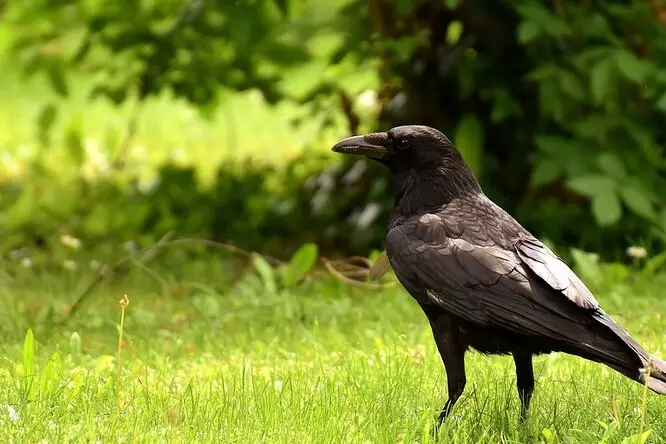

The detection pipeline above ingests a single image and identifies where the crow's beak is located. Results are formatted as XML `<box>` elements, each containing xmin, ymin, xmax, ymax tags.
<box><xmin>331</xmin><ymin>133</ymin><xmax>389</xmax><ymax>159</ymax></box>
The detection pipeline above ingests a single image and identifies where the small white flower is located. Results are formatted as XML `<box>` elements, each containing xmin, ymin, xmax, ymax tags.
<box><xmin>124</xmin><ymin>241</ymin><xmax>138</xmax><ymax>254</ymax></box>
<box><xmin>248</xmin><ymin>88</ymin><xmax>265</xmax><ymax>103</ymax></box>
<box><xmin>70</xmin><ymin>332</ymin><xmax>82</xmax><ymax>354</ymax></box>
<box><xmin>137</xmin><ymin>174</ymin><xmax>160</xmax><ymax>194</ymax></box>
<box><xmin>63</xmin><ymin>259</ymin><xmax>77</xmax><ymax>271</ymax></box>
<box><xmin>170</xmin><ymin>147</ymin><xmax>188</xmax><ymax>165</ymax></box>
<box><xmin>626</xmin><ymin>246</ymin><xmax>647</xmax><ymax>259</ymax></box>
<box><xmin>354</xmin><ymin>89</ymin><xmax>381</xmax><ymax>116</ymax></box>
<box><xmin>9</xmin><ymin>248</ymin><xmax>27</xmax><ymax>260</ymax></box>
<box><xmin>7</xmin><ymin>405</ymin><xmax>19</xmax><ymax>422</ymax></box>
<box><xmin>60</xmin><ymin>234</ymin><xmax>82</xmax><ymax>250</ymax></box>
<box><xmin>80</xmin><ymin>138</ymin><xmax>110</xmax><ymax>182</ymax></box>
<box><xmin>274</xmin><ymin>380</ymin><xmax>283</xmax><ymax>391</ymax></box>
<box><xmin>20</xmin><ymin>257</ymin><xmax>33</xmax><ymax>268</ymax></box>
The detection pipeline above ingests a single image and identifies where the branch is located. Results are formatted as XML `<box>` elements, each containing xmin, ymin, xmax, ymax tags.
<box><xmin>61</xmin><ymin>235</ymin><xmax>394</xmax><ymax>323</ymax></box>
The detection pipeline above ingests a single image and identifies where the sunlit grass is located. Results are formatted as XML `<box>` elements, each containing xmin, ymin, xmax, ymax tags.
<box><xmin>1</xmin><ymin>258</ymin><xmax>665</xmax><ymax>442</ymax></box>
<box><xmin>0</xmin><ymin>54</ymin><xmax>373</xmax><ymax>186</ymax></box>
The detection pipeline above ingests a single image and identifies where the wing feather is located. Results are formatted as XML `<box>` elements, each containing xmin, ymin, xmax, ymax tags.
<box><xmin>516</xmin><ymin>238</ymin><xmax>599</xmax><ymax>310</ymax></box>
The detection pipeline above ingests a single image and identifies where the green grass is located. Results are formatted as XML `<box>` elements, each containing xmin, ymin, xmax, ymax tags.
<box><xmin>1</xmin><ymin>256</ymin><xmax>665</xmax><ymax>443</ymax></box>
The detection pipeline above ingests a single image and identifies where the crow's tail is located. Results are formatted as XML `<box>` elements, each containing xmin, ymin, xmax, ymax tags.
<box><xmin>591</xmin><ymin>310</ymin><xmax>666</xmax><ymax>395</ymax></box>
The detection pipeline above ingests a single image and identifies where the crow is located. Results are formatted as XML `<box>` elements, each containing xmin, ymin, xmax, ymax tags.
<box><xmin>332</xmin><ymin>124</ymin><xmax>666</xmax><ymax>423</ymax></box>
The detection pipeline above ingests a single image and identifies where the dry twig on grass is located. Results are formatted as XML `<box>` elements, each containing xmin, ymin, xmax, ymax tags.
<box><xmin>62</xmin><ymin>234</ymin><xmax>395</xmax><ymax>323</ymax></box>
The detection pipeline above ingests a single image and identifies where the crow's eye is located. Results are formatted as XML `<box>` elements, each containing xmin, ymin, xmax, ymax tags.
<box><xmin>396</xmin><ymin>137</ymin><xmax>410</xmax><ymax>150</ymax></box>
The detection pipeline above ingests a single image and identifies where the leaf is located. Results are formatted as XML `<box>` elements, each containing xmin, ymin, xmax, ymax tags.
<box><xmin>281</xmin><ymin>243</ymin><xmax>318</xmax><ymax>287</ymax></box>
<box><xmin>490</xmin><ymin>89</ymin><xmax>520</xmax><ymax>123</ymax></box>
<box><xmin>596</xmin><ymin>153</ymin><xmax>625</xmax><ymax>178</ymax></box>
<box><xmin>46</xmin><ymin>64</ymin><xmax>68</xmax><ymax>96</ymax></box>
<box><xmin>65</xmin><ymin>128</ymin><xmax>84</xmax><ymax>165</ymax></box>
<box><xmin>559</xmin><ymin>71</ymin><xmax>586</xmax><ymax>101</ymax></box>
<box><xmin>37</xmin><ymin>103</ymin><xmax>57</xmax><ymax>146</ymax></box>
<box><xmin>251</xmin><ymin>254</ymin><xmax>277</xmax><ymax>293</ymax></box>
<box><xmin>446</xmin><ymin>21</ymin><xmax>463</xmax><ymax>46</ymax></box>
<box><xmin>621</xmin><ymin>430</ymin><xmax>652</xmax><ymax>444</ymax></box>
<box><xmin>541</xmin><ymin>427</ymin><xmax>555</xmax><ymax>444</ymax></box>
<box><xmin>592</xmin><ymin>189</ymin><xmax>622</xmax><ymax>226</ymax></box>
<box><xmin>515</xmin><ymin>3</ymin><xmax>570</xmax><ymax>37</ymax></box>
<box><xmin>395</xmin><ymin>0</ymin><xmax>418</xmax><ymax>16</ymax></box>
<box><xmin>590</xmin><ymin>59</ymin><xmax>615</xmax><ymax>104</ymax></box>
<box><xmin>615</xmin><ymin>50</ymin><xmax>650</xmax><ymax>83</ymax></box>
<box><xmin>22</xmin><ymin>328</ymin><xmax>35</xmax><ymax>400</ymax></box>
<box><xmin>575</xmin><ymin>115</ymin><xmax>615</xmax><ymax>138</ymax></box>
<box><xmin>531</xmin><ymin>158</ymin><xmax>562</xmax><ymax>186</ymax></box>
<box><xmin>22</xmin><ymin>328</ymin><xmax>35</xmax><ymax>377</ymax></box>
<box><xmin>620</xmin><ymin>185</ymin><xmax>655</xmax><ymax>220</ymax></box>
<box><xmin>566</xmin><ymin>175</ymin><xmax>616</xmax><ymax>198</ymax></box>
<box><xmin>39</xmin><ymin>352</ymin><xmax>61</xmax><ymax>398</ymax></box>
<box><xmin>453</xmin><ymin>113</ymin><xmax>484</xmax><ymax>176</ymax></box>
<box><xmin>534</xmin><ymin>134</ymin><xmax>572</xmax><ymax>154</ymax></box>
<box><xmin>656</xmin><ymin>92</ymin><xmax>666</xmax><ymax>112</ymax></box>
<box><xmin>274</xmin><ymin>0</ymin><xmax>288</xmax><ymax>16</ymax></box>
<box><xmin>517</xmin><ymin>21</ymin><xmax>540</xmax><ymax>44</ymax></box>
<box><xmin>369</xmin><ymin>250</ymin><xmax>391</xmax><ymax>281</ymax></box>
<box><xmin>527</xmin><ymin>64</ymin><xmax>559</xmax><ymax>82</ymax></box>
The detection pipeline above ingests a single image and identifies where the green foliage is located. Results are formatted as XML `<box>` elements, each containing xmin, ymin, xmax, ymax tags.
<box><xmin>280</xmin><ymin>242</ymin><xmax>319</xmax><ymax>287</ymax></box>
<box><xmin>251</xmin><ymin>253</ymin><xmax>278</xmax><ymax>293</ymax></box>
<box><xmin>4</xmin><ymin>0</ymin><xmax>308</xmax><ymax>105</ymax></box>
<box><xmin>2</xmin><ymin>0</ymin><xmax>666</xmax><ymax>258</ymax></box>
<box><xmin>251</xmin><ymin>243</ymin><xmax>319</xmax><ymax>291</ymax></box>
<box><xmin>518</xmin><ymin>2</ymin><xmax>666</xmax><ymax>235</ymax></box>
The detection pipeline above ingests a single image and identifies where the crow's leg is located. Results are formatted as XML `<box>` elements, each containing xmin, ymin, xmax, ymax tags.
<box><xmin>429</xmin><ymin>316</ymin><xmax>466</xmax><ymax>425</ymax></box>
<box><xmin>512</xmin><ymin>352</ymin><xmax>535</xmax><ymax>421</ymax></box>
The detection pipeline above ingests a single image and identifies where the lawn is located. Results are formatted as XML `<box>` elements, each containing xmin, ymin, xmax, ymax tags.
<box><xmin>1</xmin><ymin>254</ymin><xmax>665</xmax><ymax>443</ymax></box>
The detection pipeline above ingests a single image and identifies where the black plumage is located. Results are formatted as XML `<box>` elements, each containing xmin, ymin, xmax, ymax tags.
<box><xmin>332</xmin><ymin>124</ymin><xmax>666</xmax><ymax>422</ymax></box>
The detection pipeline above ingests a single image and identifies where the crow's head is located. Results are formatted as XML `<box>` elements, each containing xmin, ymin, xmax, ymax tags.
<box><xmin>331</xmin><ymin>125</ymin><xmax>465</xmax><ymax>174</ymax></box>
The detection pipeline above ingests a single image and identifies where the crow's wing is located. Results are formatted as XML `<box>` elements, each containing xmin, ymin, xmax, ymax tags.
<box><xmin>386</xmin><ymin>213</ymin><xmax>603</xmax><ymax>342</ymax></box>
<box><xmin>515</xmin><ymin>237</ymin><xmax>599</xmax><ymax>310</ymax></box>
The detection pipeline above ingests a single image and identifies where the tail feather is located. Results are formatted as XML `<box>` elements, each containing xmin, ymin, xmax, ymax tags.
<box><xmin>592</xmin><ymin>309</ymin><xmax>666</xmax><ymax>395</ymax></box>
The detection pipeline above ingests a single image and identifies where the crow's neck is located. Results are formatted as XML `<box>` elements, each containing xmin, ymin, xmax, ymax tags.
<box><xmin>390</xmin><ymin>165</ymin><xmax>482</xmax><ymax>221</ymax></box>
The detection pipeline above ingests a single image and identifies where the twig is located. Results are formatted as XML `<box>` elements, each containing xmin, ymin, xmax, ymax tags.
<box><xmin>321</xmin><ymin>257</ymin><xmax>395</xmax><ymax>290</ymax></box>
<box><xmin>327</xmin><ymin>255</ymin><xmax>374</xmax><ymax>269</ymax></box>
<box><xmin>62</xmin><ymin>231</ymin><xmax>175</xmax><ymax>322</ymax></box>
<box><xmin>62</xmin><ymin>235</ymin><xmax>394</xmax><ymax>323</ymax></box>
<box><xmin>166</xmin><ymin>238</ymin><xmax>283</xmax><ymax>266</ymax></box>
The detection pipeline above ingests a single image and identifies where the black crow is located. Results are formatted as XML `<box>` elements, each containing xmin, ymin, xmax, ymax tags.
<box><xmin>332</xmin><ymin>124</ymin><xmax>666</xmax><ymax>422</ymax></box>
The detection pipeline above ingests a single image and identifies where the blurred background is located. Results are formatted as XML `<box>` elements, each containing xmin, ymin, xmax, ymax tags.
<box><xmin>2</xmin><ymin>0</ymin><xmax>666</xmax><ymax>264</ymax></box>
